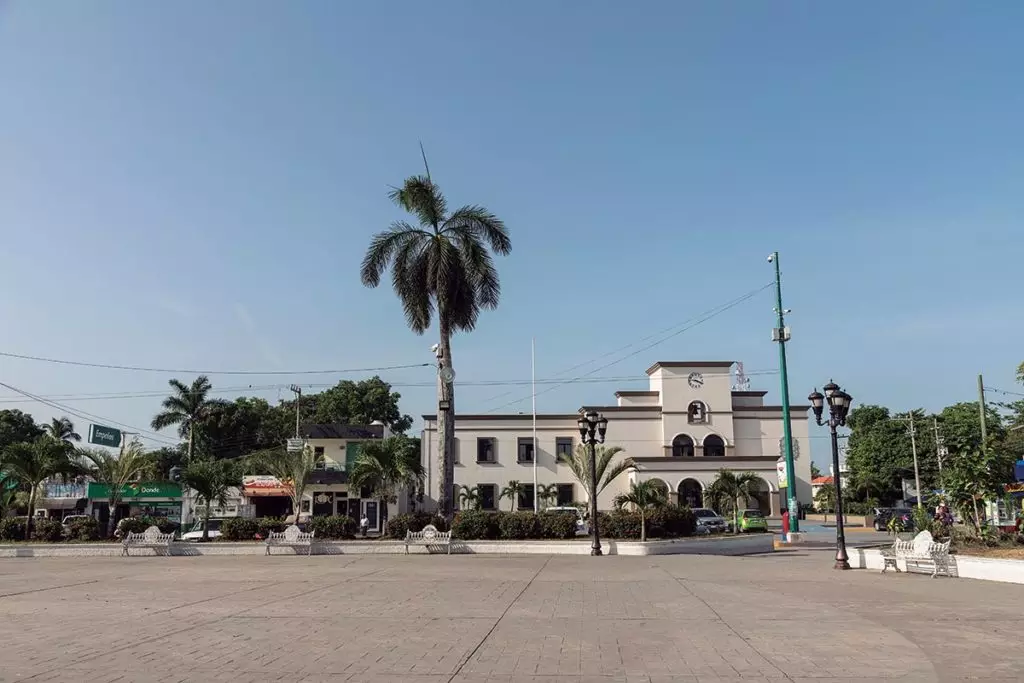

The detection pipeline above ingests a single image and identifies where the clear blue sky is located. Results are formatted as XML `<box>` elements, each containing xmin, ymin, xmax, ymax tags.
<box><xmin>1</xmin><ymin>2</ymin><xmax>1021</xmax><ymax>469</ymax></box>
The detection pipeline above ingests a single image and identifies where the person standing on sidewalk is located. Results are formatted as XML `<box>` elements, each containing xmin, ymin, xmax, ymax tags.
<box><xmin>360</xmin><ymin>514</ymin><xmax>369</xmax><ymax>537</ymax></box>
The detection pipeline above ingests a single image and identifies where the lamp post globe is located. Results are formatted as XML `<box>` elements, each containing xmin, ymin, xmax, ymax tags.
<box><xmin>811</xmin><ymin>380</ymin><xmax>853</xmax><ymax>570</ymax></box>
<box><xmin>578</xmin><ymin>411</ymin><xmax>607</xmax><ymax>556</ymax></box>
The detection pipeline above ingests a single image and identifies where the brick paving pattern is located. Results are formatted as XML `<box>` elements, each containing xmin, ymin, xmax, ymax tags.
<box><xmin>0</xmin><ymin>549</ymin><xmax>1021</xmax><ymax>681</ymax></box>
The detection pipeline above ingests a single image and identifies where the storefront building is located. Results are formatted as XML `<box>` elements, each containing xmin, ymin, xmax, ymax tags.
<box><xmin>39</xmin><ymin>480</ymin><xmax>89</xmax><ymax>519</ymax></box>
<box><xmin>87</xmin><ymin>482</ymin><xmax>183</xmax><ymax>528</ymax></box>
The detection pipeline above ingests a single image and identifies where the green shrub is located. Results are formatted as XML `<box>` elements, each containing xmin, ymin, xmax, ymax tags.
<box><xmin>499</xmin><ymin>511</ymin><xmax>539</xmax><ymax>540</ymax></box>
<box><xmin>308</xmin><ymin>515</ymin><xmax>357</xmax><ymax>540</ymax></box>
<box><xmin>385</xmin><ymin>512</ymin><xmax>448</xmax><ymax>539</ymax></box>
<box><xmin>257</xmin><ymin>517</ymin><xmax>286</xmax><ymax>536</ymax></box>
<box><xmin>451</xmin><ymin>510</ymin><xmax>500</xmax><ymax>539</ymax></box>
<box><xmin>647</xmin><ymin>506</ymin><xmax>696</xmax><ymax>538</ymax></box>
<box><xmin>115</xmin><ymin>517</ymin><xmax>150</xmax><ymax>537</ymax></box>
<box><xmin>221</xmin><ymin>517</ymin><xmax>259</xmax><ymax>541</ymax></box>
<box><xmin>0</xmin><ymin>517</ymin><xmax>26</xmax><ymax>540</ymax></box>
<box><xmin>537</xmin><ymin>511</ymin><xmax>578</xmax><ymax>539</ymax></box>
<box><xmin>603</xmin><ymin>511</ymin><xmax>642</xmax><ymax>539</ymax></box>
<box><xmin>65</xmin><ymin>516</ymin><xmax>100</xmax><ymax>542</ymax></box>
<box><xmin>31</xmin><ymin>518</ymin><xmax>64</xmax><ymax>542</ymax></box>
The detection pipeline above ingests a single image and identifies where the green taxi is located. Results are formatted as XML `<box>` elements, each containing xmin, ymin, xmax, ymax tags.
<box><xmin>739</xmin><ymin>509</ymin><xmax>768</xmax><ymax>533</ymax></box>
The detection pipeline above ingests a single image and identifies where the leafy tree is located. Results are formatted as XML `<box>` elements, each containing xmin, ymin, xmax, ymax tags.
<box><xmin>182</xmin><ymin>458</ymin><xmax>242</xmax><ymax>541</ymax></box>
<box><xmin>43</xmin><ymin>417</ymin><xmax>81</xmax><ymax>444</ymax></box>
<box><xmin>613</xmin><ymin>480</ymin><xmax>668</xmax><ymax>541</ymax></box>
<box><xmin>458</xmin><ymin>485</ymin><xmax>482</xmax><ymax>511</ymax></box>
<box><xmin>0</xmin><ymin>438</ymin><xmax>83</xmax><ymax>539</ymax></box>
<box><xmin>151</xmin><ymin>376</ymin><xmax>226</xmax><ymax>462</ymax></box>
<box><xmin>845</xmin><ymin>405</ymin><xmax>938</xmax><ymax>503</ymax></box>
<box><xmin>0</xmin><ymin>409</ymin><xmax>42</xmax><ymax>452</ymax></box>
<box><xmin>537</xmin><ymin>483</ymin><xmax>558</xmax><ymax>509</ymax></box>
<box><xmin>348</xmin><ymin>436</ymin><xmax>424</xmax><ymax>529</ymax></box>
<box><xmin>814</xmin><ymin>483</ymin><xmax>836</xmax><ymax>517</ymax></box>
<box><xmin>360</xmin><ymin>173</ymin><xmax>511</xmax><ymax>517</ymax></box>
<box><xmin>249</xmin><ymin>445</ymin><xmax>318</xmax><ymax>523</ymax></box>
<box><xmin>500</xmin><ymin>480</ymin><xmax>525</xmax><ymax>511</ymax></box>
<box><xmin>78</xmin><ymin>442</ymin><xmax>152</xmax><ymax>538</ymax></box>
<box><xmin>848</xmin><ymin>470</ymin><xmax>886</xmax><ymax>503</ymax></box>
<box><xmin>558</xmin><ymin>444</ymin><xmax>636</xmax><ymax>504</ymax></box>
<box><xmin>309</xmin><ymin>377</ymin><xmax>413</xmax><ymax>434</ymax></box>
<box><xmin>145</xmin><ymin>445</ymin><xmax>186</xmax><ymax>480</ymax></box>
<box><xmin>706</xmin><ymin>470</ymin><xmax>763</xmax><ymax>534</ymax></box>
<box><xmin>199</xmin><ymin>397</ymin><xmax>285</xmax><ymax>459</ymax></box>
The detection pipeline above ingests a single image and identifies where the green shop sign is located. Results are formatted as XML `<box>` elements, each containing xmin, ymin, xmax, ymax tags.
<box><xmin>88</xmin><ymin>424</ymin><xmax>122</xmax><ymax>447</ymax></box>
<box><xmin>87</xmin><ymin>482</ymin><xmax>182</xmax><ymax>500</ymax></box>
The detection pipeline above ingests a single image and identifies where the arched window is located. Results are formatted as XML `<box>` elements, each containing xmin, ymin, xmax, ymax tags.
<box><xmin>703</xmin><ymin>434</ymin><xmax>726</xmax><ymax>457</ymax></box>
<box><xmin>678</xmin><ymin>479</ymin><xmax>703</xmax><ymax>508</ymax></box>
<box><xmin>688</xmin><ymin>401</ymin><xmax>708</xmax><ymax>424</ymax></box>
<box><xmin>672</xmin><ymin>434</ymin><xmax>694</xmax><ymax>457</ymax></box>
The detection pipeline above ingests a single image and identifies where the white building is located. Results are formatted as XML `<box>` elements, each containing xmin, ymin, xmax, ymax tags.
<box><xmin>421</xmin><ymin>361</ymin><xmax>812</xmax><ymax>516</ymax></box>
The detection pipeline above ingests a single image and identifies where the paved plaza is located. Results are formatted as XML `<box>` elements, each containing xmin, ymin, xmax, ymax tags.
<box><xmin>0</xmin><ymin>548</ymin><xmax>1022</xmax><ymax>682</ymax></box>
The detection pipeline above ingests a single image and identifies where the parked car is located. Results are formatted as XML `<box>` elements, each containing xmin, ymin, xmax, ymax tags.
<box><xmin>543</xmin><ymin>506</ymin><xmax>589</xmax><ymax>536</ymax></box>
<box><xmin>873</xmin><ymin>507</ymin><xmax>913</xmax><ymax>532</ymax></box>
<box><xmin>60</xmin><ymin>514</ymin><xmax>92</xmax><ymax>530</ymax></box>
<box><xmin>181</xmin><ymin>519</ymin><xmax>224</xmax><ymax>542</ymax></box>
<box><xmin>692</xmin><ymin>508</ymin><xmax>728</xmax><ymax>534</ymax></box>
<box><xmin>738</xmin><ymin>509</ymin><xmax>768</xmax><ymax>533</ymax></box>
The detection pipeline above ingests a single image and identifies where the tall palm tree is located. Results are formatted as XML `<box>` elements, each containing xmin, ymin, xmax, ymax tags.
<box><xmin>706</xmin><ymin>469</ymin><xmax>763</xmax><ymax>534</ymax></box>
<box><xmin>500</xmin><ymin>480</ymin><xmax>525</xmax><ymax>511</ymax></box>
<box><xmin>43</xmin><ymin>417</ymin><xmax>81</xmax><ymax>445</ymax></box>
<box><xmin>250</xmin><ymin>445</ymin><xmax>319</xmax><ymax>524</ymax></box>
<box><xmin>458</xmin><ymin>485</ymin><xmax>482</xmax><ymax>511</ymax></box>
<box><xmin>537</xmin><ymin>483</ymin><xmax>558</xmax><ymax>510</ymax></box>
<box><xmin>614</xmin><ymin>480</ymin><xmax>668</xmax><ymax>542</ymax></box>
<box><xmin>349</xmin><ymin>436</ymin><xmax>425</xmax><ymax>530</ymax></box>
<box><xmin>559</xmin><ymin>444</ymin><xmax>636</xmax><ymax>505</ymax></box>
<box><xmin>151</xmin><ymin>376</ymin><xmax>225</xmax><ymax>462</ymax></box>
<box><xmin>182</xmin><ymin>458</ymin><xmax>241</xmax><ymax>541</ymax></box>
<box><xmin>849</xmin><ymin>470</ymin><xmax>886</xmax><ymax>503</ymax></box>
<box><xmin>0</xmin><ymin>438</ymin><xmax>83</xmax><ymax>539</ymax></box>
<box><xmin>360</xmin><ymin>173</ymin><xmax>511</xmax><ymax>518</ymax></box>
<box><xmin>78</xmin><ymin>442</ymin><xmax>153</xmax><ymax>538</ymax></box>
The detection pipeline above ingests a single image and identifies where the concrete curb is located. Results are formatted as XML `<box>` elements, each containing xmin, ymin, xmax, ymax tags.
<box><xmin>0</xmin><ymin>534</ymin><xmax>773</xmax><ymax>558</ymax></box>
<box><xmin>849</xmin><ymin>546</ymin><xmax>1024</xmax><ymax>584</ymax></box>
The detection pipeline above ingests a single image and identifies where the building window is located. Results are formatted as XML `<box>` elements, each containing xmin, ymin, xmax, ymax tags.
<box><xmin>671</xmin><ymin>434</ymin><xmax>695</xmax><ymax>457</ymax></box>
<box><xmin>704</xmin><ymin>434</ymin><xmax>726</xmax><ymax>457</ymax></box>
<box><xmin>518</xmin><ymin>484</ymin><xmax>536</xmax><ymax>511</ymax></box>
<box><xmin>517</xmin><ymin>437</ymin><xmax>535</xmax><ymax>464</ymax></box>
<box><xmin>555</xmin><ymin>437</ymin><xmax>574</xmax><ymax>461</ymax></box>
<box><xmin>453</xmin><ymin>437</ymin><xmax>460</xmax><ymax>465</ymax></box>
<box><xmin>313</xmin><ymin>446</ymin><xmax>326</xmax><ymax>469</ymax></box>
<box><xmin>556</xmin><ymin>483</ymin><xmax>574</xmax><ymax>506</ymax></box>
<box><xmin>477</xmin><ymin>438</ymin><xmax>496</xmax><ymax>463</ymax></box>
<box><xmin>479</xmin><ymin>484</ymin><xmax>497</xmax><ymax>510</ymax></box>
<box><xmin>688</xmin><ymin>401</ymin><xmax>707</xmax><ymax>424</ymax></box>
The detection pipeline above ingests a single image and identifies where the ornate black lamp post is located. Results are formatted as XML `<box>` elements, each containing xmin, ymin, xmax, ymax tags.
<box><xmin>578</xmin><ymin>410</ymin><xmax>608</xmax><ymax>556</ymax></box>
<box><xmin>808</xmin><ymin>381</ymin><xmax>853</xmax><ymax>570</ymax></box>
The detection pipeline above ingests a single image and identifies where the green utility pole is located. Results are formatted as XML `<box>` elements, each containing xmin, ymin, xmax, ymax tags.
<box><xmin>770</xmin><ymin>251</ymin><xmax>799</xmax><ymax>532</ymax></box>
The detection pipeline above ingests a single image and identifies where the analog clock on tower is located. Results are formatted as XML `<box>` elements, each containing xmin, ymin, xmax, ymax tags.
<box><xmin>687</xmin><ymin>372</ymin><xmax>704</xmax><ymax>389</ymax></box>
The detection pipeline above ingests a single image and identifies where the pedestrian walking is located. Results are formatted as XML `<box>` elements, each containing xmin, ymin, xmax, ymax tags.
<box><xmin>360</xmin><ymin>514</ymin><xmax>369</xmax><ymax>538</ymax></box>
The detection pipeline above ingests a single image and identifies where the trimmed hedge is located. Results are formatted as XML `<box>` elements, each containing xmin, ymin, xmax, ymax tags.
<box><xmin>221</xmin><ymin>517</ymin><xmax>260</xmax><ymax>541</ymax></box>
<box><xmin>116</xmin><ymin>516</ymin><xmax>179</xmax><ymax>537</ymax></box>
<box><xmin>0</xmin><ymin>517</ymin><xmax>26</xmax><ymax>541</ymax></box>
<box><xmin>66</xmin><ymin>516</ymin><xmax>100</xmax><ymax>542</ymax></box>
<box><xmin>307</xmin><ymin>515</ymin><xmax>357</xmax><ymax>540</ymax></box>
<box><xmin>385</xmin><ymin>512</ymin><xmax>449</xmax><ymax>539</ymax></box>
<box><xmin>449</xmin><ymin>506</ymin><xmax>697</xmax><ymax>541</ymax></box>
<box><xmin>31</xmin><ymin>518</ymin><xmax>64</xmax><ymax>542</ymax></box>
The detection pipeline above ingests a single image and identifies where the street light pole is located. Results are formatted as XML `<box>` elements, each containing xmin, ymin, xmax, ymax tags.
<box><xmin>578</xmin><ymin>411</ymin><xmax>608</xmax><ymax>557</ymax></box>
<box><xmin>768</xmin><ymin>252</ymin><xmax>799</xmax><ymax>532</ymax></box>
<box><xmin>808</xmin><ymin>381</ymin><xmax>853</xmax><ymax>570</ymax></box>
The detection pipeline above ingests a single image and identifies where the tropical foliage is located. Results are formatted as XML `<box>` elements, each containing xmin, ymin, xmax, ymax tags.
<box><xmin>151</xmin><ymin>376</ymin><xmax>226</xmax><ymax>461</ymax></box>
<box><xmin>348</xmin><ymin>436</ymin><xmax>424</xmax><ymax>528</ymax></box>
<box><xmin>43</xmin><ymin>417</ymin><xmax>81</xmax><ymax>444</ymax></box>
<box><xmin>613</xmin><ymin>480</ymin><xmax>668</xmax><ymax>541</ymax></box>
<box><xmin>500</xmin><ymin>480</ymin><xmax>526</xmax><ymax>511</ymax></box>
<box><xmin>182</xmin><ymin>458</ymin><xmax>242</xmax><ymax>541</ymax></box>
<box><xmin>558</xmin><ymin>444</ymin><xmax>636</xmax><ymax>502</ymax></box>
<box><xmin>706</xmin><ymin>469</ymin><xmax>763</xmax><ymax>534</ymax></box>
<box><xmin>458</xmin><ymin>485</ymin><xmax>482</xmax><ymax>511</ymax></box>
<box><xmin>360</xmin><ymin>170</ymin><xmax>511</xmax><ymax>517</ymax></box>
<box><xmin>78</xmin><ymin>441</ymin><xmax>153</xmax><ymax>538</ymax></box>
<box><xmin>0</xmin><ymin>437</ymin><xmax>83</xmax><ymax>539</ymax></box>
<box><xmin>249</xmin><ymin>445</ymin><xmax>318</xmax><ymax>523</ymax></box>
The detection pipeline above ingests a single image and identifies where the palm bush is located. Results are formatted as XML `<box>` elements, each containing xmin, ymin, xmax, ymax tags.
<box><xmin>559</xmin><ymin>443</ymin><xmax>636</xmax><ymax>506</ymax></box>
<box><xmin>613</xmin><ymin>480</ymin><xmax>668</xmax><ymax>541</ymax></box>
<box><xmin>349</xmin><ymin>436</ymin><xmax>424</xmax><ymax>530</ymax></box>
<box><xmin>706</xmin><ymin>469</ymin><xmax>764</xmax><ymax>534</ymax></box>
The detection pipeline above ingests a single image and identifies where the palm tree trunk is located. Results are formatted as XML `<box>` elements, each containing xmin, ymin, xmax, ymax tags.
<box><xmin>734</xmin><ymin>497</ymin><xmax>740</xmax><ymax>534</ymax></box>
<box><xmin>187</xmin><ymin>424</ymin><xmax>194</xmax><ymax>463</ymax></box>
<box><xmin>640</xmin><ymin>510</ymin><xmax>646</xmax><ymax>542</ymax></box>
<box><xmin>106</xmin><ymin>497</ymin><xmax>119</xmax><ymax>539</ymax></box>
<box><xmin>24</xmin><ymin>488</ymin><xmax>35</xmax><ymax>541</ymax></box>
<box><xmin>202</xmin><ymin>501</ymin><xmax>211</xmax><ymax>541</ymax></box>
<box><xmin>437</xmin><ymin>323</ymin><xmax>456</xmax><ymax>520</ymax></box>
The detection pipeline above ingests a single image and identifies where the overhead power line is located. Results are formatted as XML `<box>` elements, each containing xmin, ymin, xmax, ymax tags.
<box><xmin>0</xmin><ymin>351</ymin><xmax>432</xmax><ymax>376</ymax></box>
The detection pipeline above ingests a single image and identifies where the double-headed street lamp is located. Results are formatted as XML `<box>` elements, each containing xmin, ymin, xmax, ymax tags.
<box><xmin>578</xmin><ymin>410</ymin><xmax>608</xmax><ymax>556</ymax></box>
<box><xmin>808</xmin><ymin>381</ymin><xmax>853</xmax><ymax>570</ymax></box>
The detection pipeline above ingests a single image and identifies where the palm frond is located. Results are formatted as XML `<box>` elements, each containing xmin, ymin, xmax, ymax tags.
<box><xmin>443</xmin><ymin>205</ymin><xmax>512</xmax><ymax>256</ymax></box>
<box><xmin>388</xmin><ymin>175</ymin><xmax>447</xmax><ymax>228</ymax></box>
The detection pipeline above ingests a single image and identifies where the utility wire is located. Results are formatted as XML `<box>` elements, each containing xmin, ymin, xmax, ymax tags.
<box><xmin>483</xmin><ymin>284</ymin><xmax>773</xmax><ymax>414</ymax></box>
<box><xmin>0</xmin><ymin>351</ymin><xmax>432</xmax><ymax>376</ymax></box>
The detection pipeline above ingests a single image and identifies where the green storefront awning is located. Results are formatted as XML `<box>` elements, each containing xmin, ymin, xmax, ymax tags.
<box><xmin>87</xmin><ymin>482</ymin><xmax>182</xmax><ymax>500</ymax></box>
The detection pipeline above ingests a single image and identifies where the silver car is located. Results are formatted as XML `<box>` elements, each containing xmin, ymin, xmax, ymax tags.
<box><xmin>692</xmin><ymin>508</ymin><xmax>728</xmax><ymax>534</ymax></box>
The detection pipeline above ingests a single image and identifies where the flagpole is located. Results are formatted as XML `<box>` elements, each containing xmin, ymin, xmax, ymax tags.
<box><xmin>532</xmin><ymin>337</ymin><xmax>538</xmax><ymax>511</ymax></box>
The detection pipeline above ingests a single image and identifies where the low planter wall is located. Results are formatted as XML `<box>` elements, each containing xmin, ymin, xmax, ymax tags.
<box><xmin>0</xmin><ymin>534</ymin><xmax>773</xmax><ymax>558</ymax></box>
<box><xmin>849</xmin><ymin>546</ymin><xmax>1024</xmax><ymax>584</ymax></box>
<box><xmin>804</xmin><ymin>513</ymin><xmax>872</xmax><ymax>527</ymax></box>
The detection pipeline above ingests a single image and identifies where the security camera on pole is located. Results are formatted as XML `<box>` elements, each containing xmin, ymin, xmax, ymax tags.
<box><xmin>768</xmin><ymin>252</ymin><xmax>800</xmax><ymax>536</ymax></box>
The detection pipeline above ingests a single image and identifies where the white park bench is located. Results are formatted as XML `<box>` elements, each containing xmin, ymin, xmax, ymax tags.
<box><xmin>265</xmin><ymin>524</ymin><xmax>316</xmax><ymax>556</ymax></box>
<box><xmin>881</xmin><ymin>529</ymin><xmax>953</xmax><ymax>577</ymax></box>
<box><xmin>122</xmin><ymin>525</ymin><xmax>174</xmax><ymax>557</ymax></box>
<box><xmin>404</xmin><ymin>524</ymin><xmax>452</xmax><ymax>554</ymax></box>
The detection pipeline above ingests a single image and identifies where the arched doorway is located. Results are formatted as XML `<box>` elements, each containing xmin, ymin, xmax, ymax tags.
<box><xmin>671</xmin><ymin>434</ymin><xmax>694</xmax><ymax>457</ymax></box>
<box><xmin>751</xmin><ymin>478</ymin><xmax>773</xmax><ymax>516</ymax></box>
<box><xmin>678</xmin><ymin>478</ymin><xmax>703</xmax><ymax>508</ymax></box>
<box><xmin>703</xmin><ymin>434</ymin><xmax>725</xmax><ymax>457</ymax></box>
